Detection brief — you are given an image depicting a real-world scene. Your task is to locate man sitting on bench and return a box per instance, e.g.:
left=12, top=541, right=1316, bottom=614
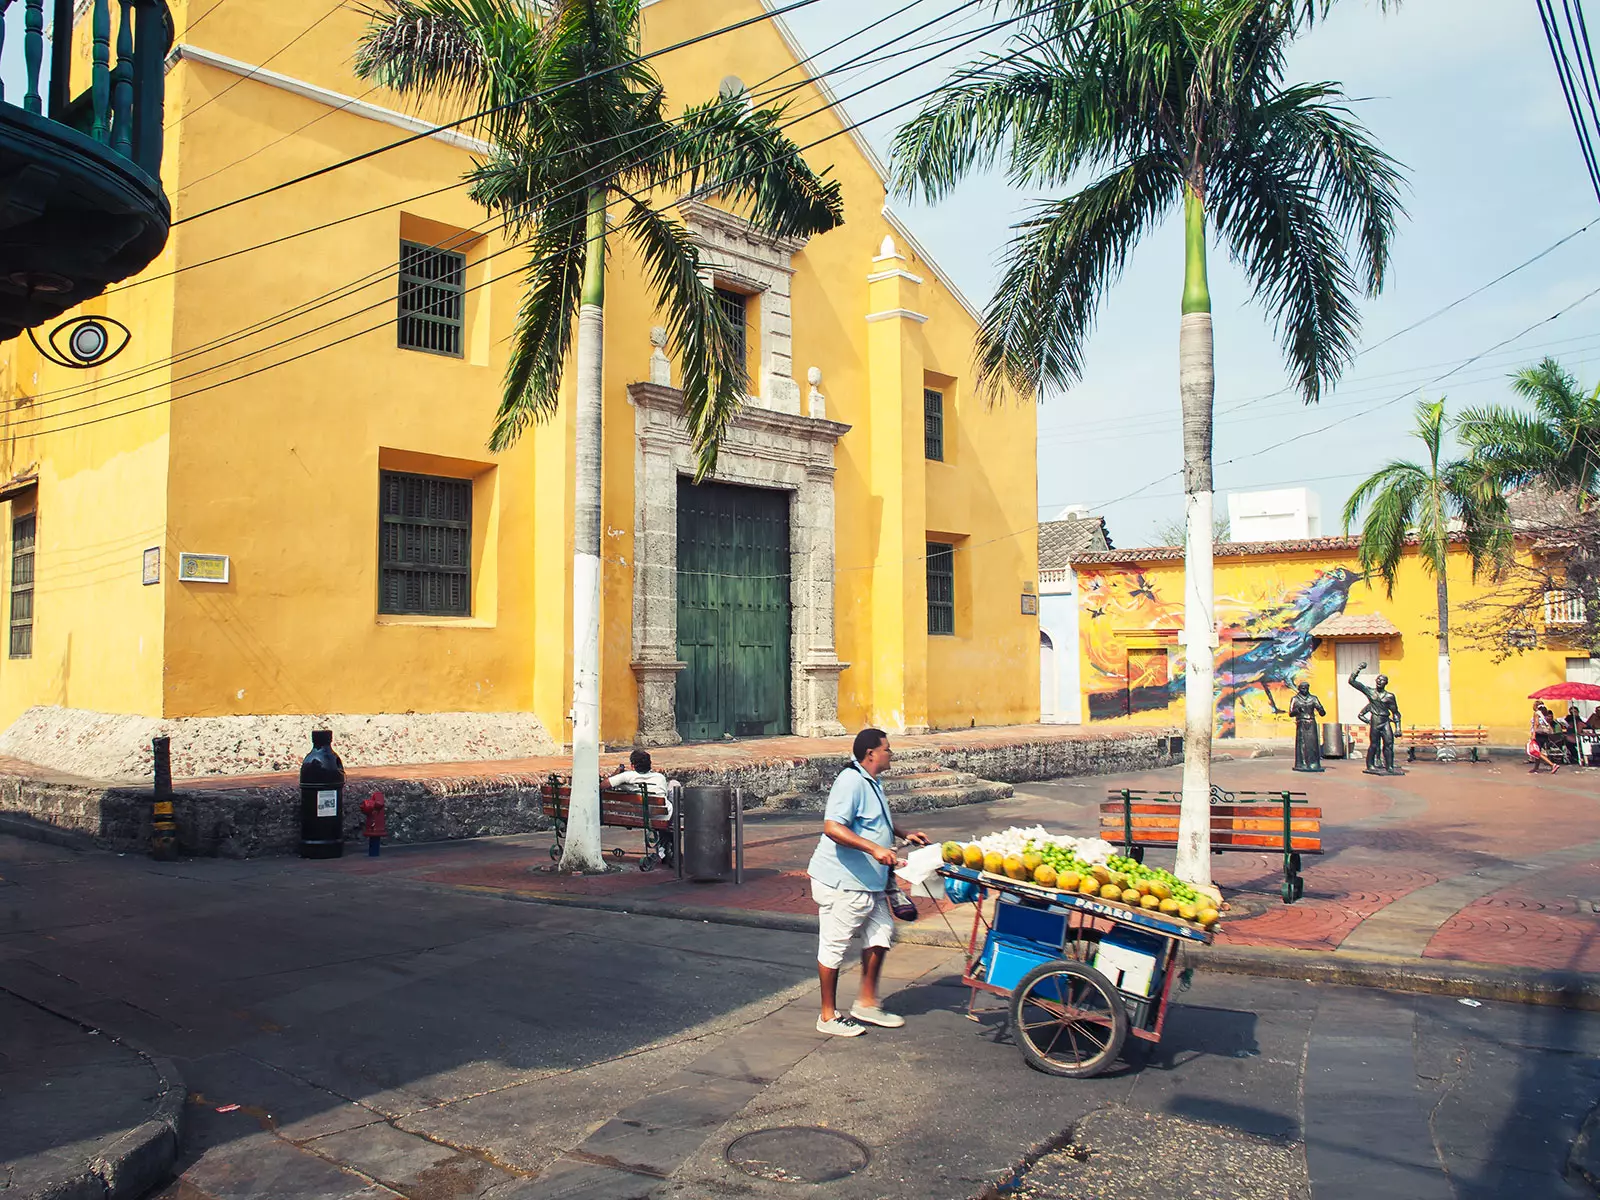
left=608, top=750, right=673, bottom=866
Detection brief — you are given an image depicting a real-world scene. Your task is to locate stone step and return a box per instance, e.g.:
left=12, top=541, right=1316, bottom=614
left=881, top=769, right=983, bottom=793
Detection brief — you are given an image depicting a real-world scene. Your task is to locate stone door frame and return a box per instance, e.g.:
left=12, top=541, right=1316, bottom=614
left=629, top=382, right=849, bottom=745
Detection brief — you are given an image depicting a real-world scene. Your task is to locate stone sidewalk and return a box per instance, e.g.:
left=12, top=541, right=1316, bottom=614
left=342, top=754, right=1600, bottom=998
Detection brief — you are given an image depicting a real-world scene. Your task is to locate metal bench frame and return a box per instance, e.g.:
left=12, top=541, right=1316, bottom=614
left=541, top=774, right=675, bottom=869
left=1104, top=786, right=1322, bottom=904
left=1401, top=726, right=1488, bottom=763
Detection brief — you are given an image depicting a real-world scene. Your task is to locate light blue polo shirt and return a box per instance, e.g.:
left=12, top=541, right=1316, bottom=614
left=807, top=760, right=893, bottom=892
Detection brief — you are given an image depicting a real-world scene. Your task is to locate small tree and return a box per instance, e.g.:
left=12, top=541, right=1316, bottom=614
left=1457, top=358, right=1600, bottom=505
left=356, top=0, right=843, bottom=872
left=1341, top=399, right=1509, bottom=734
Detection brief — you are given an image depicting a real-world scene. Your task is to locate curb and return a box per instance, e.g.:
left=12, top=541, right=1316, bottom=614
left=430, top=884, right=1600, bottom=1011
left=0, top=985, right=186, bottom=1200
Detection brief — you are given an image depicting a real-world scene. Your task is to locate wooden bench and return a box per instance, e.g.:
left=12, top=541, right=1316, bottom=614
left=1101, top=787, right=1323, bottom=904
left=541, top=774, right=674, bottom=870
left=1401, top=726, right=1488, bottom=763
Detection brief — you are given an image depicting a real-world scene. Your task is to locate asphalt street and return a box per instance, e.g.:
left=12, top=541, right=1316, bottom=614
left=2, top=833, right=1598, bottom=1199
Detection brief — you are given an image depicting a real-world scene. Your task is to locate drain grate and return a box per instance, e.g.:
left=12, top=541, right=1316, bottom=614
left=726, top=1126, right=870, bottom=1183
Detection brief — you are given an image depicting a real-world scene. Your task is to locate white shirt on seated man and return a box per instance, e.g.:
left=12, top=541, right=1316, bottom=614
left=608, top=749, right=672, bottom=820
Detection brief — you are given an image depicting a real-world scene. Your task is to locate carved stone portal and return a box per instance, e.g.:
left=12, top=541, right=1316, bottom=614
left=629, top=381, right=849, bottom=744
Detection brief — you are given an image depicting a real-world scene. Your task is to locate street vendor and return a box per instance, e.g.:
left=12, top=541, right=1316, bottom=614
left=807, top=728, right=929, bottom=1038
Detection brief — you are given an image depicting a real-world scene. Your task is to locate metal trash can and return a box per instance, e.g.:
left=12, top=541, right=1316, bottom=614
left=299, top=730, right=345, bottom=859
left=1321, top=722, right=1348, bottom=759
left=677, top=786, right=744, bottom=883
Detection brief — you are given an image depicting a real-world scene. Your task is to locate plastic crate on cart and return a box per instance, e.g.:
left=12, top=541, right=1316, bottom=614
left=992, top=895, right=1069, bottom=948
left=978, top=932, right=1060, bottom=992
left=1092, top=928, right=1166, bottom=997
left=1121, top=991, right=1157, bottom=1031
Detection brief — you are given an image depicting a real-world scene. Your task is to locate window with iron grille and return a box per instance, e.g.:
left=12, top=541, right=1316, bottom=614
left=398, top=241, right=466, bottom=357
left=924, top=388, right=944, bottom=461
left=927, top=540, right=955, bottom=636
left=378, top=472, right=471, bottom=615
left=714, top=287, right=749, bottom=387
left=10, top=513, right=33, bottom=658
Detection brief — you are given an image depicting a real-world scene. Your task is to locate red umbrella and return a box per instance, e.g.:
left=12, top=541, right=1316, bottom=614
left=1528, top=682, right=1600, bottom=701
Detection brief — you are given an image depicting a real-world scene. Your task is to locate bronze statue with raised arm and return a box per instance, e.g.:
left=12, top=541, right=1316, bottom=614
left=1349, top=662, right=1401, bottom=775
left=1289, top=681, right=1326, bottom=772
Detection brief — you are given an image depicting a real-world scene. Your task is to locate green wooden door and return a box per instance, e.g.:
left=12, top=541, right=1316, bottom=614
left=676, top=480, right=791, bottom=741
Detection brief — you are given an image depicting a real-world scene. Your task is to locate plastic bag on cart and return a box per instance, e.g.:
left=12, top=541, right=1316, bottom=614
left=942, top=876, right=980, bottom=905
left=894, top=844, right=946, bottom=899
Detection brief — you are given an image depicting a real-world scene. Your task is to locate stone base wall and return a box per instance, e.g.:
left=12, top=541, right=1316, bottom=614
left=0, top=731, right=1180, bottom=859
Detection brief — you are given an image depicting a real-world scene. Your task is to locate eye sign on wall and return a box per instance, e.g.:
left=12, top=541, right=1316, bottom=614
left=177, top=552, right=230, bottom=584
left=27, top=316, right=132, bottom=369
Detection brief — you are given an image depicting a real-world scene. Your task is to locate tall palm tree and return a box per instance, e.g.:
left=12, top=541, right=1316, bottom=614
left=1457, top=357, right=1600, bottom=507
left=1342, top=399, right=1509, bottom=741
left=890, top=0, right=1403, bottom=884
left=356, top=0, right=843, bottom=872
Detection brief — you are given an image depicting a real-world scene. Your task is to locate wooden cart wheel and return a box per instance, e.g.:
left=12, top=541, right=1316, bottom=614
left=1009, top=960, right=1128, bottom=1078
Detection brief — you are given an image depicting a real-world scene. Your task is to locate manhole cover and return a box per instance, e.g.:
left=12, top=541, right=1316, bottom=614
left=726, top=1126, right=870, bottom=1182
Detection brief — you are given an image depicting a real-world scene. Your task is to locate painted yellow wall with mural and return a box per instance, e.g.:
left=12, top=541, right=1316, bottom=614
left=1077, top=542, right=1580, bottom=745
left=0, top=0, right=1038, bottom=742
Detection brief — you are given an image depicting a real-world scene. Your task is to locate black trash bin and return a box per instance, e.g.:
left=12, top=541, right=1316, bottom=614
left=678, top=786, right=743, bottom=883
left=299, top=730, right=345, bottom=859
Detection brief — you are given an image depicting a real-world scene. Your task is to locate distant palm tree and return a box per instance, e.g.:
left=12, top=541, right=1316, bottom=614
left=891, top=0, right=1404, bottom=884
left=357, top=0, right=843, bottom=872
left=1457, top=357, right=1600, bottom=507
left=1342, top=399, right=1509, bottom=738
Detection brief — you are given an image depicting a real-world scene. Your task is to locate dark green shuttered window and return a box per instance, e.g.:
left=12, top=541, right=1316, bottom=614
left=379, top=472, right=471, bottom=616
left=924, top=388, right=944, bottom=461
left=398, top=242, right=466, bottom=357
left=9, top=513, right=33, bottom=658
left=926, top=541, right=954, bottom=636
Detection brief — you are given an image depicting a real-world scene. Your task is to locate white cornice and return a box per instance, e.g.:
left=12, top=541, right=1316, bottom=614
left=881, top=206, right=983, bottom=325
left=865, top=308, right=929, bottom=325
left=169, top=44, right=493, bottom=155
left=867, top=268, right=923, bottom=285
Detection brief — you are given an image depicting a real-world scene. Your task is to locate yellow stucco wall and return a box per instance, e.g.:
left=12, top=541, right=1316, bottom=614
left=0, top=0, right=1039, bottom=742
left=1077, top=543, right=1583, bottom=744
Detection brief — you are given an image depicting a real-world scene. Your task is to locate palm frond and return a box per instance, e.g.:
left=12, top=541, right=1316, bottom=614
left=973, top=153, right=1180, bottom=398
left=1343, top=459, right=1426, bottom=595
left=621, top=198, right=747, bottom=477
left=488, top=191, right=589, bottom=452
left=670, top=98, right=844, bottom=241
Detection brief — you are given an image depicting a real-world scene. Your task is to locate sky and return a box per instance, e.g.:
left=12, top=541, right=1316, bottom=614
left=5, top=0, right=1597, bottom=547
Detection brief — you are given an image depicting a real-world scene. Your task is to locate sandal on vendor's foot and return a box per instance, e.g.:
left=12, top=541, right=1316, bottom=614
left=816, top=1014, right=866, bottom=1037
left=850, top=1004, right=905, bottom=1029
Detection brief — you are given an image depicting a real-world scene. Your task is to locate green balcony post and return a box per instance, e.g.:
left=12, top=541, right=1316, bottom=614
left=131, top=0, right=169, bottom=177
left=23, top=0, right=43, bottom=114
left=111, top=0, right=133, bottom=156
left=48, top=0, right=72, bottom=117
left=90, top=0, right=110, bottom=142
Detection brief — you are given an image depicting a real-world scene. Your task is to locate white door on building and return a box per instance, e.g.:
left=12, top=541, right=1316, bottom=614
left=1040, top=631, right=1056, bottom=722
left=1335, top=641, right=1381, bottom=725
left=1569, top=656, right=1599, bottom=720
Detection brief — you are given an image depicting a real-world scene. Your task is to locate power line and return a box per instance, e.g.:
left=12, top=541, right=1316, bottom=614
left=33, top=0, right=1000, bottom=411
left=17, top=0, right=1113, bottom=438
left=169, top=0, right=835, bottom=227
left=1538, top=0, right=1600, bottom=202
left=25, top=0, right=1043, bottom=422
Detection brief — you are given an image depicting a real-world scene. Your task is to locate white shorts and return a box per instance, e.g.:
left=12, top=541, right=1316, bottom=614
left=811, top=878, right=893, bottom=969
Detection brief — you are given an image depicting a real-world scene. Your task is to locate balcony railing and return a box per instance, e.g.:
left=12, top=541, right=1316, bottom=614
left=1544, top=590, right=1588, bottom=626
left=0, top=0, right=173, bottom=339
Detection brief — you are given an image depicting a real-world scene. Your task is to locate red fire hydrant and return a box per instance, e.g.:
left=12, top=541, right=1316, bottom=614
left=360, top=791, right=386, bottom=857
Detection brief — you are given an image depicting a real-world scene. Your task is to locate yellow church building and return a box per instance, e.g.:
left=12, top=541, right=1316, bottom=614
left=0, top=0, right=1039, bottom=769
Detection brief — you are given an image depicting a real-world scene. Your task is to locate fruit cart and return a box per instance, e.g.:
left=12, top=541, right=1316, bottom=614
left=936, top=863, right=1215, bottom=1078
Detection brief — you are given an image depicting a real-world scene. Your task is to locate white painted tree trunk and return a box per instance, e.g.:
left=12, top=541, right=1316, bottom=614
left=1436, top=574, right=1455, bottom=761
left=561, top=301, right=606, bottom=873
left=1176, top=311, right=1215, bottom=888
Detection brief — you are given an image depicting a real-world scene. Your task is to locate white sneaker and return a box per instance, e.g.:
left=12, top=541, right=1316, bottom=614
left=816, top=1014, right=867, bottom=1037
left=850, top=1004, right=906, bottom=1029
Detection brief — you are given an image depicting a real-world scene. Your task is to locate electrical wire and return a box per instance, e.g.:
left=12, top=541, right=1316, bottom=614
left=18, top=0, right=1041, bottom=419
left=14, top=0, right=1112, bottom=438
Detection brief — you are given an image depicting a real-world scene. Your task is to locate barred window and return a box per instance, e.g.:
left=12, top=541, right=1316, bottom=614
left=927, top=540, right=954, bottom=636
left=924, top=388, right=944, bottom=461
left=379, top=472, right=471, bottom=616
left=715, top=287, right=749, bottom=386
left=10, top=512, right=33, bottom=658
left=398, top=242, right=466, bottom=357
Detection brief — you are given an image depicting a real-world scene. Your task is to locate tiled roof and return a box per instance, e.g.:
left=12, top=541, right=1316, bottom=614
left=1309, top=612, right=1402, bottom=637
left=1069, top=531, right=1496, bottom=565
left=1038, top=515, right=1112, bottom=567
left=1508, top=483, right=1583, bottom=529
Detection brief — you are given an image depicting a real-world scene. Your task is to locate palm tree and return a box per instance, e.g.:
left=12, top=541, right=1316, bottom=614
left=356, top=0, right=843, bottom=872
left=890, top=0, right=1403, bottom=885
left=1457, top=357, right=1600, bottom=506
left=1341, top=399, right=1509, bottom=742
